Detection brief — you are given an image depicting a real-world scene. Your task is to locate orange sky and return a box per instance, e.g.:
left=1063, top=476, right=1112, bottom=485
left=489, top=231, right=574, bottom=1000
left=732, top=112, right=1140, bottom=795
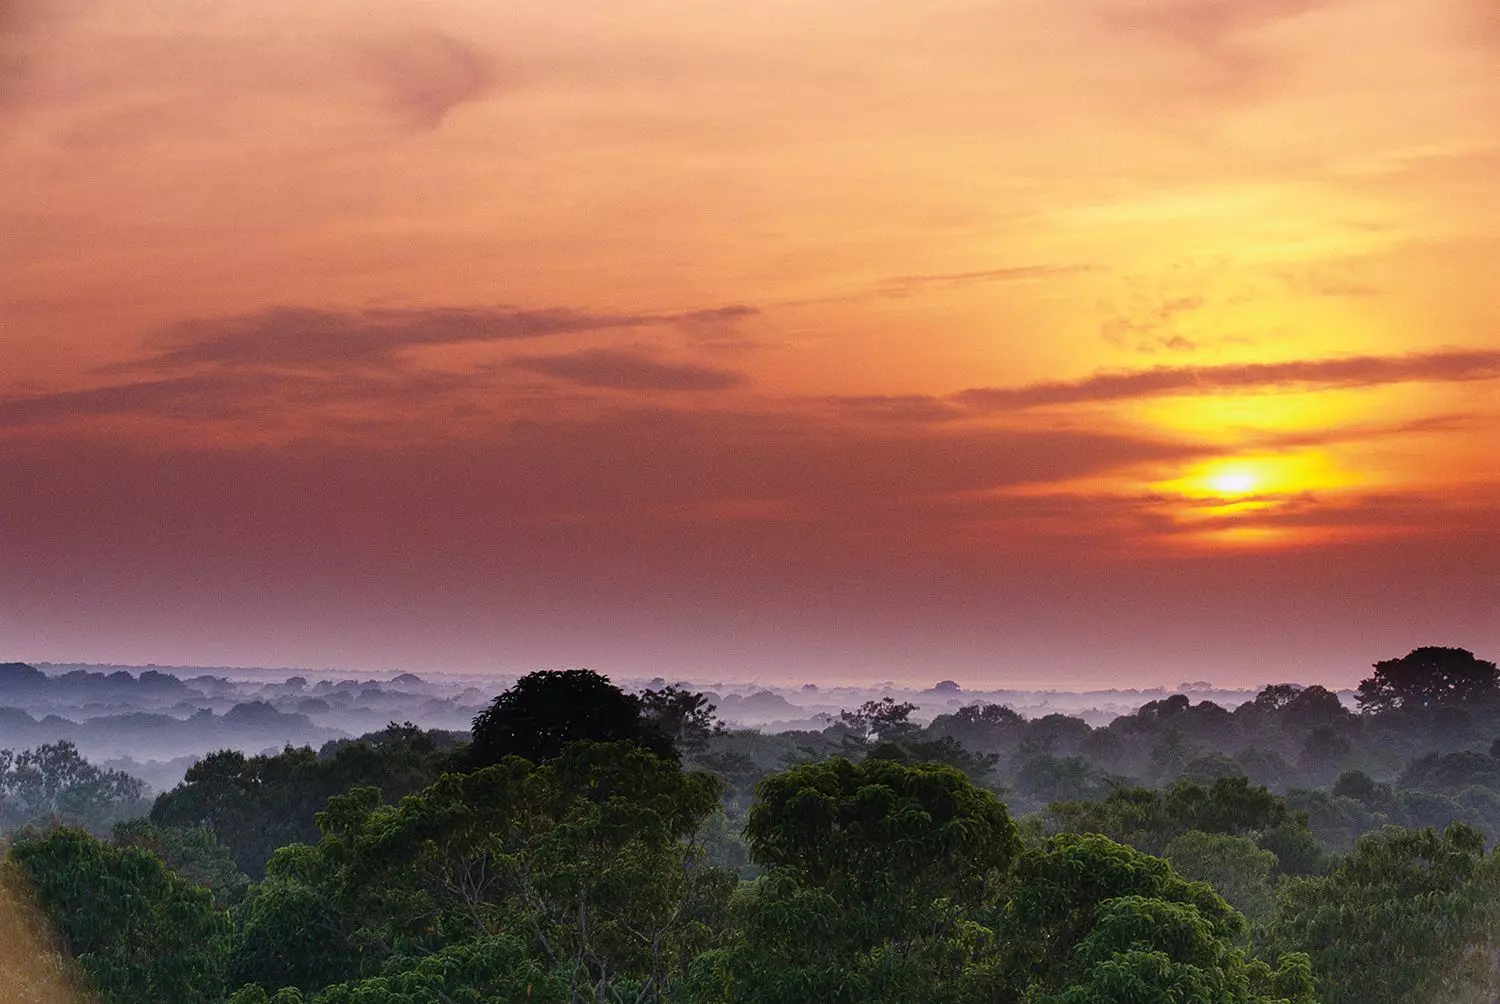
left=1, top=0, right=1495, bottom=686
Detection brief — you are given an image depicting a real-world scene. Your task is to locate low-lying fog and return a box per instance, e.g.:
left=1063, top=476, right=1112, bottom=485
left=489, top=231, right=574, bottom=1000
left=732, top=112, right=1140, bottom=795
left=0, top=660, right=1347, bottom=794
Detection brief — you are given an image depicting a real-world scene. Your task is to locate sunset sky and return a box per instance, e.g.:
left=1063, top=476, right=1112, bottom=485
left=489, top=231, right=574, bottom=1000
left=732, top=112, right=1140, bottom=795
left=2, top=0, right=1496, bottom=687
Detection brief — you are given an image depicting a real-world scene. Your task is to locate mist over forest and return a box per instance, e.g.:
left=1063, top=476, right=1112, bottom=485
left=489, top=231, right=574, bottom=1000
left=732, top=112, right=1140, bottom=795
left=0, top=659, right=1266, bottom=793
left=6, top=647, right=1500, bottom=1004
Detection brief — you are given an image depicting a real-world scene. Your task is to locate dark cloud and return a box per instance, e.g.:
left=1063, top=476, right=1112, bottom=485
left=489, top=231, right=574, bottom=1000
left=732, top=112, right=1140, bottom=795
left=954, top=349, right=1500, bottom=411
left=511, top=349, right=749, bottom=391
left=357, top=30, right=498, bottom=129
left=121, top=304, right=758, bottom=373
left=0, top=369, right=491, bottom=430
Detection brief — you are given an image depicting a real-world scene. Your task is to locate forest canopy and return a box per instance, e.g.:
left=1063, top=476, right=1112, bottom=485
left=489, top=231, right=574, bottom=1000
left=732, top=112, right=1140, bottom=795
left=3, top=648, right=1500, bottom=1003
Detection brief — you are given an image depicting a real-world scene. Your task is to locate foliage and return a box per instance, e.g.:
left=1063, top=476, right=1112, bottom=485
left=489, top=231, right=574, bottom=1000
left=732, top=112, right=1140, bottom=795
left=111, top=818, right=248, bottom=906
left=1048, top=776, right=1292, bottom=856
left=1355, top=647, right=1500, bottom=714
left=150, top=723, right=450, bottom=877
left=745, top=756, right=1018, bottom=931
left=469, top=669, right=677, bottom=768
left=1269, top=822, right=1500, bottom=1004
left=1007, top=834, right=1315, bottom=1004
left=0, top=742, right=149, bottom=835
left=8, top=827, right=231, bottom=1004
left=233, top=741, right=727, bottom=1001
left=640, top=685, right=724, bottom=755
left=1164, top=830, right=1279, bottom=923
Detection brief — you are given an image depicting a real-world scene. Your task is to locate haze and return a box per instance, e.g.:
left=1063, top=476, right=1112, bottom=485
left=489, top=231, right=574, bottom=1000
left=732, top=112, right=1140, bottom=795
left=2, top=0, right=1496, bottom=686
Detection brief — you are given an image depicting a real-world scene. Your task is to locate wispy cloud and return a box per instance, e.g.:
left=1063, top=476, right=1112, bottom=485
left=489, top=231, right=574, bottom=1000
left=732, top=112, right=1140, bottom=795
left=356, top=30, right=498, bottom=130
left=511, top=349, right=749, bottom=391
left=875, top=264, right=1096, bottom=298
left=121, top=304, right=760, bottom=373
left=1109, top=0, right=1337, bottom=97
left=953, top=349, right=1500, bottom=411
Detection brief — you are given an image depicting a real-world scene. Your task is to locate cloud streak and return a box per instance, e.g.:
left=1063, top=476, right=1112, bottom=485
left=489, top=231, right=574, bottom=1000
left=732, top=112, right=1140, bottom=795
left=875, top=264, right=1096, bottom=298
left=953, top=349, right=1500, bottom=411
left=121, top=304, right=760, bottom=373
left=511, top=349, right=749, bottom=391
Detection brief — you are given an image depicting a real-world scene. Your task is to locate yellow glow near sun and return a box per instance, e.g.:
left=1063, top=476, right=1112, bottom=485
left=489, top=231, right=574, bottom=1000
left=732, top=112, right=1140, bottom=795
left=1206, top=467, right=1260, bottom=496
left=1158, top=452, right=1358, bottom=502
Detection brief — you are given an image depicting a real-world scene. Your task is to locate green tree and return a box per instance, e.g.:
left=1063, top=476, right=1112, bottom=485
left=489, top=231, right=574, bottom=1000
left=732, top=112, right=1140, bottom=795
left=745, top=757, right=1018, bottom=932
left=7, top=827, right=231, bottom=1004
left=695, top=757, right=1019, bottom=1004
left=1007, top=834, right=1314, bottom=1003
left=150, top=723, right=449, bottom=877
left=252, top=741, right=726, bottom=1001
left=1164, top=830, right=1278, bottom=923
left=1269, top=822, right=1500, bottom=1004
left=111, top=818, right=248, bottom=906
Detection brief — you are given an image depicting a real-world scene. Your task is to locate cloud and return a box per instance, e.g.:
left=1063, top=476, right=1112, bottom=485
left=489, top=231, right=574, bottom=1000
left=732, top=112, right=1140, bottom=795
left=0, top=0, right=54, bottom=109
left=823, top=395, right=970, bottom=424
left=1110, top=0, right=1334, bottom=97
left=1101, top=294, right=1205, bottom=353
left=953, top=349, right=1500, bottom=411
left=0, top=369, right=492, bottom=430
left=357, top=30, right=498, bottom=129
left=122, top=304, right=759, bottom=373
left=511, top=349, right=749, bottom=391
left=875, top=264, right=1096, bottom=298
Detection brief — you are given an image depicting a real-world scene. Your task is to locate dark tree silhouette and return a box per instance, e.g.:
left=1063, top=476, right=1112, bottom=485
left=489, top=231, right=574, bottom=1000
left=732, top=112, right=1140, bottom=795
left=468, top=669, right=677, bottom=767
left=639, top=685, right=723, bottom=753
left=1355, top=647, right=1500, bottom=714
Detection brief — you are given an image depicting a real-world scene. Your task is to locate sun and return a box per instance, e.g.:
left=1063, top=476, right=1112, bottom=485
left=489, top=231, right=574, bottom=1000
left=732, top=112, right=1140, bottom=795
left=1205, top=468, right=1260, bottom=496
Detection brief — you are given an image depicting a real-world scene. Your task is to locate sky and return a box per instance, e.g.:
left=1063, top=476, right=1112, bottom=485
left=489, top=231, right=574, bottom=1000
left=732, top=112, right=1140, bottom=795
left=1, top=0, right=1496, bottom=689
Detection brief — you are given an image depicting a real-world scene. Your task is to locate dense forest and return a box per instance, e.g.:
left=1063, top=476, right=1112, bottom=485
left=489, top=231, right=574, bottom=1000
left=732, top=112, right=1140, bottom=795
left=3, top=646, right=1500, bottom=1002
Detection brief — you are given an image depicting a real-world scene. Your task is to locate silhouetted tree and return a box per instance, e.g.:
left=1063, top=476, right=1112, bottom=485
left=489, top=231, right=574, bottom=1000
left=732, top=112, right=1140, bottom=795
left=468, top=669, right=676, bottom=768
left=837, top=697, right=919, bottom=744
left=1355, top=647, right=1500, bottom=713
left=640, top=685, right=723, bottom=754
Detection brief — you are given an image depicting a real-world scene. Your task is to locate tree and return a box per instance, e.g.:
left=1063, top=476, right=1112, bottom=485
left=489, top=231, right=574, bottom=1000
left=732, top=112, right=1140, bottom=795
left=254, top=741, right=727, bottom=1002
left=697, top=758, right=1019, bottom=1004
left=640, top=686, right=724, bottom=754
left=745, top=757, right=1018, bottom=933
left=838, top=698, right=920, bottom=745
left=111, top=819, right=248, bottom=906
left=1007, top=833, right=1314, bottom=1003
left=1269, top=822, right=1500, bottom=1004
left=7, top=827, right=232, bottom=1004
left=1355, top=646, right=1499, bottom=714
left=150, top=724, right=450, bottom=878
left=0, top=742, right=148, bottom=835
left=469, top=669, right=676, bottom=768
left=1164, top=830, right=1278, bottom=922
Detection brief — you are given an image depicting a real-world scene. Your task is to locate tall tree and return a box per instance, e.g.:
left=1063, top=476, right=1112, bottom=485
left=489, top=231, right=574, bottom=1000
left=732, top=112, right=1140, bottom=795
left=469, top=669, right=677, bottom=768
left=1355, top=647, right=1500, bottom=713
